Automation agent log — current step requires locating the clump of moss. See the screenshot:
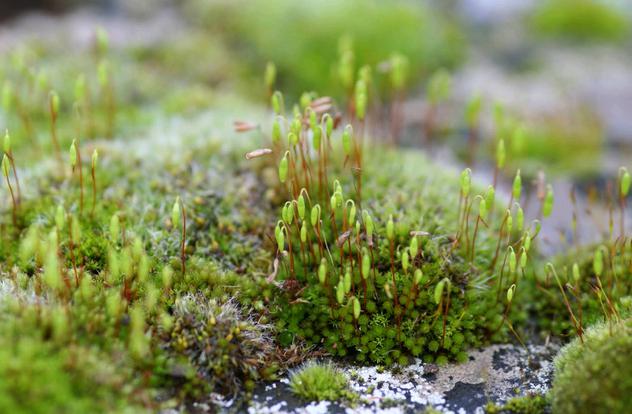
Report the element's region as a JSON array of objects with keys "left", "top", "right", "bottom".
[
  {"left": 550, "top": 318, "right": 632, "bottom": 414},
  {"left": 0, "top": 320, "right": 144, "bottom": 414},
  {"left": 160, "top": 295, "right": 279, "bottom": 398},
  {"left": 485, "top": 394, "right": 549, "bottom": 414},
  {"left": 289, "top": 361, "right": 354, "bottom": 402}
]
